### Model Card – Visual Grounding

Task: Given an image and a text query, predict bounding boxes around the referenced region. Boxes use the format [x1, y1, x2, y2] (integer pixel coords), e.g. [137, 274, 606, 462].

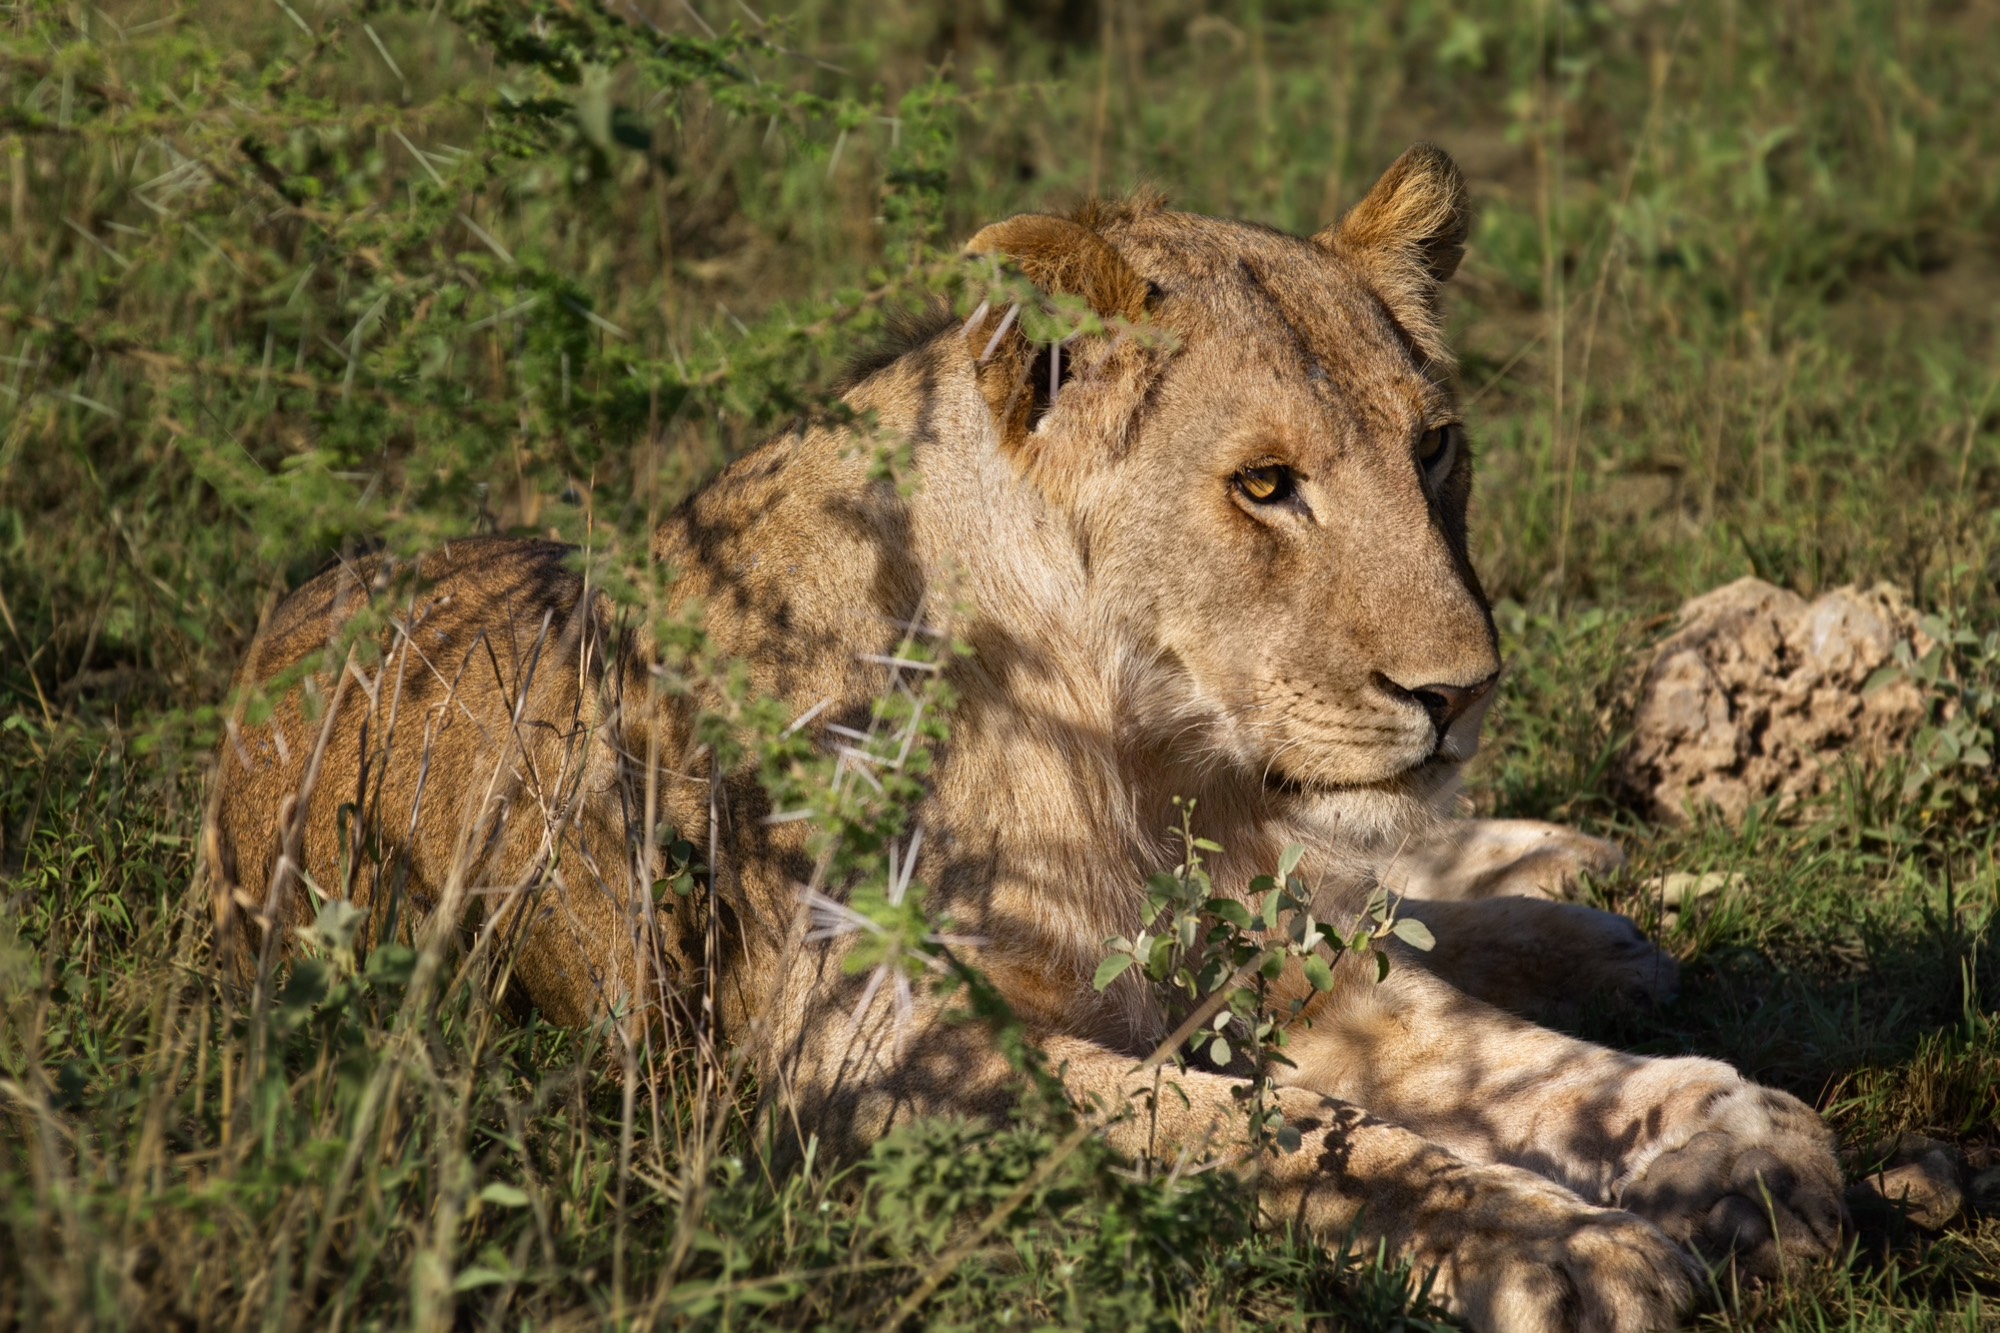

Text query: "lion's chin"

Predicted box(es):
[1260, 755, 1462, 839]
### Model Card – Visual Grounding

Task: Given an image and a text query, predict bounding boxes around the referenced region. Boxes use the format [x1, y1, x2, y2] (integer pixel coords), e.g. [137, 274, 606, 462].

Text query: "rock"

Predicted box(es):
[1618, 578, 1934, 825]
[1855, 1148, 1965, 1230]
[1970, 1166, 2000, 1216]
[1644, 870, 1744, 910]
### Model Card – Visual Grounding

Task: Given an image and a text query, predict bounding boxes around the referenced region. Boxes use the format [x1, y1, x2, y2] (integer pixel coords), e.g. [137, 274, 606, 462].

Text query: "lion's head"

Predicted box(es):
[958, 145, 1499, 836]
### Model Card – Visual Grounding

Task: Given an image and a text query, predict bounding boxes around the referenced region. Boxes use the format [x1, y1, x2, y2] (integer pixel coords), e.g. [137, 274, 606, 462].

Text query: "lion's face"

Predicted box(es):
[966, 148, 1498, 828]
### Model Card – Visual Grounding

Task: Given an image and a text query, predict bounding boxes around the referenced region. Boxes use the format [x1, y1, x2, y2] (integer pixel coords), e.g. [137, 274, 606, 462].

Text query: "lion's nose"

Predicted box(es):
[1378, 671, 1498, 735]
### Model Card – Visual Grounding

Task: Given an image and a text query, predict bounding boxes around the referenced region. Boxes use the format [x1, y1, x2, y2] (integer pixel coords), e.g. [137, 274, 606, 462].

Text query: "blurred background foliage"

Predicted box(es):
[1, 0, 1996, 1327]
[3, 0, 1996, 742]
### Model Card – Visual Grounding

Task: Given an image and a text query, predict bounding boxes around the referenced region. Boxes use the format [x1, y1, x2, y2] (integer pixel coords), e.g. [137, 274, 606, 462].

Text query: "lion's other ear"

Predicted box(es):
[1313, 143, 1469, 362]
[1322, 143, 1470, 284]
[960, 213, 1151, 450]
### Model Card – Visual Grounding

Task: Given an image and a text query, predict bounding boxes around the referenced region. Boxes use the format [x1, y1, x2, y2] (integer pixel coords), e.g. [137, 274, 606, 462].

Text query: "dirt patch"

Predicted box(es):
[1617, 577, 1933, 824]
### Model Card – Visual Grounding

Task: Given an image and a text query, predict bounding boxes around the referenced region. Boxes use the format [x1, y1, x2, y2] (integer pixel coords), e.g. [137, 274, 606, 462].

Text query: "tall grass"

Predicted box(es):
[2, 1, 1997, 1327]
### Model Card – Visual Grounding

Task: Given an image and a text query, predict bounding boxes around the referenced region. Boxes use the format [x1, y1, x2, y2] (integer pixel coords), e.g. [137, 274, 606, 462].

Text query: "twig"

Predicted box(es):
[0, 581, 55, 732]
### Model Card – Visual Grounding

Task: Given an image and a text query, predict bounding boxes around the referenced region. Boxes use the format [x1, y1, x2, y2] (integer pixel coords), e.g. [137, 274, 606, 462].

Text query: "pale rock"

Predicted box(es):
[1644, 871, 1745, 910]
[1618, 578, 1933, 825]
[1858, 1150, 1965, 1230]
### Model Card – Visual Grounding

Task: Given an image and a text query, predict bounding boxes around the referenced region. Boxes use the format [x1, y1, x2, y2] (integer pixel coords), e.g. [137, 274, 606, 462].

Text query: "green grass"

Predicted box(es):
[2, 0, 1997, 1327]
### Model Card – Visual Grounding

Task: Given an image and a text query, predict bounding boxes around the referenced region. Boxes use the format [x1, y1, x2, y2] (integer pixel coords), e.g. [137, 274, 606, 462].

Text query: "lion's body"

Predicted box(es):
[209, 148, 1846, 1332]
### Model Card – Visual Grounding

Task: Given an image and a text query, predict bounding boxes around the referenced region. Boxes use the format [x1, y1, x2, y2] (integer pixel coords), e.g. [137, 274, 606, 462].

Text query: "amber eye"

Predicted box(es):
[1235, 465, 1295, 505]
[1417, 423, 1460, 481]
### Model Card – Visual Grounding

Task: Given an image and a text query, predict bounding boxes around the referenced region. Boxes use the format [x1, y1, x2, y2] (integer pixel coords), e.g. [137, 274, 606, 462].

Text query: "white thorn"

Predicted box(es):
[978, 304, 1020, 364]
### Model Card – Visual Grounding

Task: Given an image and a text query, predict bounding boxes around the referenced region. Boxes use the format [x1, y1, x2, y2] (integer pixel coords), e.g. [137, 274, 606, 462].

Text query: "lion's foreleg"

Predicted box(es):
[1280, 962, 1847, 1276]
[1392, 896, 1679, 1017]
[1035, 1034, 1695, 1333]
[1381, 818, 1626, 901]
[753, 956, 1702, 1332]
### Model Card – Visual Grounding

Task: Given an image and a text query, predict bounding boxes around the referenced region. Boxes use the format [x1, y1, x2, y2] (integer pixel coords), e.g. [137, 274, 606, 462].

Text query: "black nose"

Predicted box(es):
[1378, 672, 1498, 734]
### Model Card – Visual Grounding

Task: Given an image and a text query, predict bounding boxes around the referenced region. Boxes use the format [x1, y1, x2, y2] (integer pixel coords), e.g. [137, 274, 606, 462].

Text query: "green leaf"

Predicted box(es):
[1207, 1036, 1231, 1067]
[452, 1266, 511, 1293]
[1205, 897, 1253, 928]
[478, 1182, 530, 1208]
[364, 945, 416, 987]
[308, 897, 366, 953]
[276, 959, 330, 1021]
[1093, 953, 1135, 992]
[1390, 917, 1436, 951]
[1277, 843, 1306, 879]
[1302, 953, 1334, 992]
[1862, 663, 1903, 696]
[1375, 950, 1392, 983]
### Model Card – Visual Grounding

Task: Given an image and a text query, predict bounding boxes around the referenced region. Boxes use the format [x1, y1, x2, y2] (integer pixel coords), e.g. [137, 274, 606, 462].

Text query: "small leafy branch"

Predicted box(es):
[1868, 609, 2000, 830]
[1, 0, 973, 580]
[1095, 801, 1433, 1154]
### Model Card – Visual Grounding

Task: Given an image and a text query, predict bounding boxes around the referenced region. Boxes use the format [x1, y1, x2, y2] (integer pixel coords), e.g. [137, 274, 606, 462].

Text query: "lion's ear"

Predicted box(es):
[961, 214, 1151, 447]
[965, 214, 1152, 325]
[1313, 144, 1469, 363]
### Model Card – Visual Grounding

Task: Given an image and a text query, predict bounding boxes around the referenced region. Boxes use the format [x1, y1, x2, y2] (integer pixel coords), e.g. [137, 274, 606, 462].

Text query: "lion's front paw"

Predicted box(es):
[1427, 1168, 1698, 1333]
[1553, 903, 1681, 1008]
[1400, 897, 1679, 1018]
[1616, 1083, 1848, 1277]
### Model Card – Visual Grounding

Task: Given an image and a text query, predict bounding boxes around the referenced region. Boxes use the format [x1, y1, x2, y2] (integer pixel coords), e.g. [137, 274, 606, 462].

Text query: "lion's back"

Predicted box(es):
[207, 537, 647, 1018]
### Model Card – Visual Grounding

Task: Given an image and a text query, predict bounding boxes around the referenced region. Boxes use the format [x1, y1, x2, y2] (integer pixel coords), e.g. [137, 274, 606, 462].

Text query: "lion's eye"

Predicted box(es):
[1235, 465, 1295, 505]
[1417, 424, 1460, 481]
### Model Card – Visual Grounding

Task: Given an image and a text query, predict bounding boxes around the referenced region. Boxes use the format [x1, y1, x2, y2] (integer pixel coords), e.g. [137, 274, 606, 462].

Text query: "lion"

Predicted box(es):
[207, 144, 1846, 1332]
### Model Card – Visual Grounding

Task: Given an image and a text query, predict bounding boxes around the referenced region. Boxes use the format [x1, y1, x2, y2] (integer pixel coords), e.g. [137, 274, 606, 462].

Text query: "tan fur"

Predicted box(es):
[209, 145, 1845, 1332]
